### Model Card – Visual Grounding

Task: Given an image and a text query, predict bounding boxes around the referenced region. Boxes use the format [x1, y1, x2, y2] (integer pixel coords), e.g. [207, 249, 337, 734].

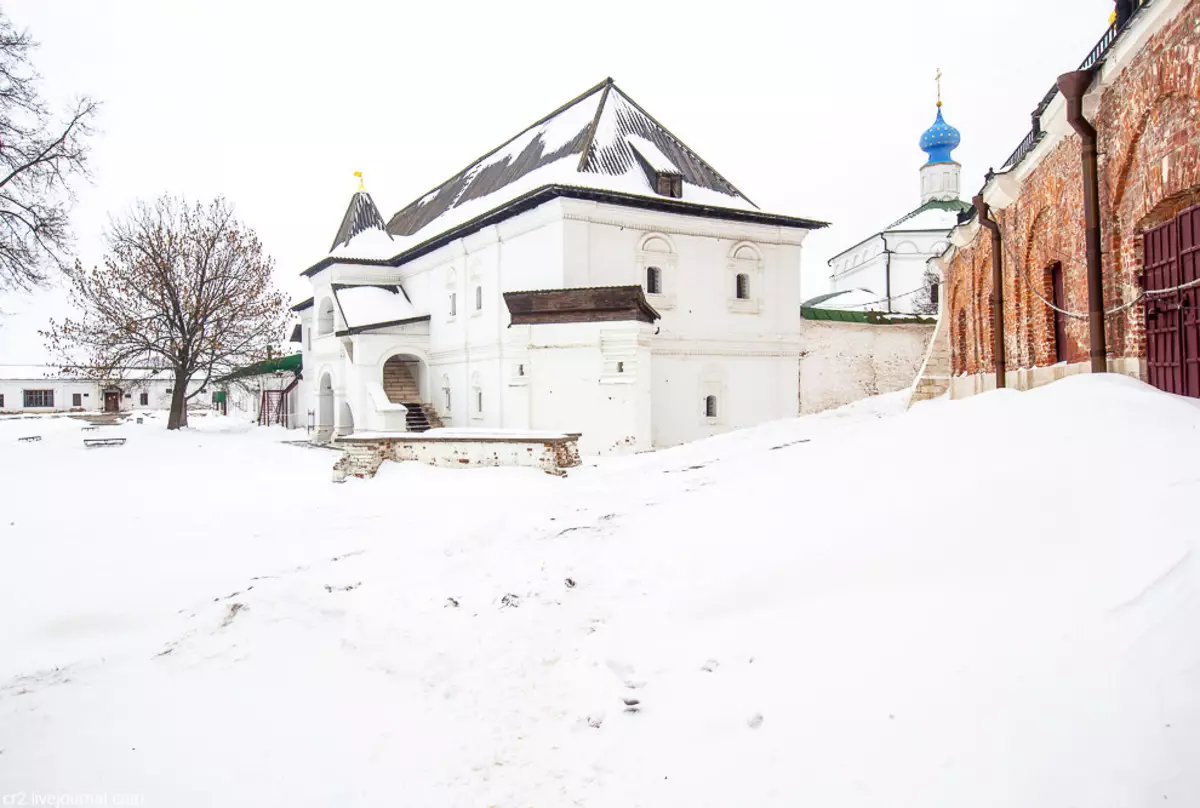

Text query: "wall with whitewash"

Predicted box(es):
[299, 197, 811, 452]
[798, 320, 934, 414]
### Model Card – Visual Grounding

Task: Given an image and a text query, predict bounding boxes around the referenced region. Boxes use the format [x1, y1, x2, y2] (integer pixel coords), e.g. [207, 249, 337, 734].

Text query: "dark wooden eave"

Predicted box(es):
[302, 185, 830, 278]
[503, 285, 660, 326]
[334, 314, 432, 337]
[291, 297, 315, 312]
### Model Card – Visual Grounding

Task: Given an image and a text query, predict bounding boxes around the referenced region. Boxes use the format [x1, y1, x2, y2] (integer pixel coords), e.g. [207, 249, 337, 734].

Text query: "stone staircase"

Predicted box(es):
[382, 361, 443, 433]
[910, 313, 953, 406]
[383, 362, 421, 403]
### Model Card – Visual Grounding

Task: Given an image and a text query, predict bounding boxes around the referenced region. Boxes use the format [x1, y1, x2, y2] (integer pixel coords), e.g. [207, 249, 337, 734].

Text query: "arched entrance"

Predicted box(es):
[337, 400, 354, 437]
[317, 373, 334, 442]
[382, 355, 424, 405]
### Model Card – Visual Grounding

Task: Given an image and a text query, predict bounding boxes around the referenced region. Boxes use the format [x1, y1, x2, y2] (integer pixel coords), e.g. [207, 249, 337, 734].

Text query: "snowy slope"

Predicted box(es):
[1, 376, 1198, 807]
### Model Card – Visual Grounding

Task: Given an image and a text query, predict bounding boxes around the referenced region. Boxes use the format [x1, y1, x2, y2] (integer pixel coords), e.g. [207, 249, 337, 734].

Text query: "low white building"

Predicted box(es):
[825, 99, 972, 315]
[292, 78, 827, 455]
[0, 366, 207, 414]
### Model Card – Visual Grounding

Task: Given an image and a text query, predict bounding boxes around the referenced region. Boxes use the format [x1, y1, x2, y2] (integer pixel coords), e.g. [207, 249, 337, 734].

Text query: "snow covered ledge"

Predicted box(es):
[365, 382, 408, 433]
[331, 429, 583, 482]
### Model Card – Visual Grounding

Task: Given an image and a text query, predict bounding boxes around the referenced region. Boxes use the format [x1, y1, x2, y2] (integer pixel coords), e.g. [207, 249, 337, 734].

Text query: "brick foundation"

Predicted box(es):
[331, 433, 584, 481]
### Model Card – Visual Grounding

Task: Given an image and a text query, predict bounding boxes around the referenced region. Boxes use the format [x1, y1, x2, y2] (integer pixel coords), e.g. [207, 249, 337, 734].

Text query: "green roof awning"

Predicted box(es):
[218, 353, 302, 382]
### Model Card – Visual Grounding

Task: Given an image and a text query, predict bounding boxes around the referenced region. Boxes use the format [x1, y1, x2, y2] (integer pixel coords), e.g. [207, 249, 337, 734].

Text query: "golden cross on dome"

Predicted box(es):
[936, 68, 943, 108]
[354, 170, 365, 191]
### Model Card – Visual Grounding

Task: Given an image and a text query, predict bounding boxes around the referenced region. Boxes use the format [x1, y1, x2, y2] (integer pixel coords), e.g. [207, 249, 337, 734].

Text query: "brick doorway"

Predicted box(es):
[1144, 204, 1200, 397]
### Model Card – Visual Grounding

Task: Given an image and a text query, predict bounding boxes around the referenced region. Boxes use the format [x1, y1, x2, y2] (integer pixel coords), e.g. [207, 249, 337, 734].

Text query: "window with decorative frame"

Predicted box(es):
[728, 243, 763, 313]
[637, 234, 676, 309]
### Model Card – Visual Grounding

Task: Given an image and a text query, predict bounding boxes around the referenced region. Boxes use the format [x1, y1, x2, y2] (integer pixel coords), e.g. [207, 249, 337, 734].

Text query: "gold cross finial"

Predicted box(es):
[936, 68, 943, 108]
[353, 170, 365, 191]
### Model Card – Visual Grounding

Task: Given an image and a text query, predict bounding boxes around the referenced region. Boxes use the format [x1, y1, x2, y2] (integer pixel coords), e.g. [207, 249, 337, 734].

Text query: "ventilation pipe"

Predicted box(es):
[1058, 69, 1107, 373]
[974, 195, 1006, 389]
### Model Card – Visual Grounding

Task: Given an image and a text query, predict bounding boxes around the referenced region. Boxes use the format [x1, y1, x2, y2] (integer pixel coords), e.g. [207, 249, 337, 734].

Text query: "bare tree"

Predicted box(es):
[0, 12, 97, 292]
[43, 196, 288, 430]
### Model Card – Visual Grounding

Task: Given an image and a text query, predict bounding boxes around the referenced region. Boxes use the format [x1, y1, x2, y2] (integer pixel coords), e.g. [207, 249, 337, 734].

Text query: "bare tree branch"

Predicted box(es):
[42, 196, 288, 429]
[0, 11, 97, 292]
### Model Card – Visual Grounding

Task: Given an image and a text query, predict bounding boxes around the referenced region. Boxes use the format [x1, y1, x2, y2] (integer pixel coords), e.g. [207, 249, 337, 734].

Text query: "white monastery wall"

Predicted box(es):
[798, 320, 934, 414]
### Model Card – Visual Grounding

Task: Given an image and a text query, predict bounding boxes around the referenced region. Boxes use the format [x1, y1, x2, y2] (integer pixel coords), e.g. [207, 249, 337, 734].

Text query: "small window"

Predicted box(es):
[72, 393, 82, 407]
[139, 392, 149, 406]
[617, 362, 624, 373]
[0, 393, 4, 407]
[930, 283, 939, 307]
[475, 286, 482, 311]
[646, 266, 662, 295]
[705, 395, 718, 419]
[475, 389, 483, 414]
[449, 292, 457, 317]
[736, 273, 750, 300]
[444, 387, 451, 411]
[23, 389, 54, 408]
[655, 173, 682, 198]
[517, 364, 525, 377]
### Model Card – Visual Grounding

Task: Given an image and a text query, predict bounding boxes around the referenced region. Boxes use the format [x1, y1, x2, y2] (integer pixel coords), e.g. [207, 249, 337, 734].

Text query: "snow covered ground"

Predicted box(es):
[2, 376, 1198, 807]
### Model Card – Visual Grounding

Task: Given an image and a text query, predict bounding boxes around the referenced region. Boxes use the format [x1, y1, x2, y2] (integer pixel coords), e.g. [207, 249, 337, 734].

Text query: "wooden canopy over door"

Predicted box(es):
[1144, 204, 1200, 398]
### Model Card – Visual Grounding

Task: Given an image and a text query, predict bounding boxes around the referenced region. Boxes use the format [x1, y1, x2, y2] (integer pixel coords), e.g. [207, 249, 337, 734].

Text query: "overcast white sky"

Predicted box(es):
[0, 0, 1114, 362]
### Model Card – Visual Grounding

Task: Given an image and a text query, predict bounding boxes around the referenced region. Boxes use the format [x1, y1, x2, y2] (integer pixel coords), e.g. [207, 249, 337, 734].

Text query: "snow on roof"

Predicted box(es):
[887, 206, 964, 232]
[626, 133, 679, 174]
[802, 288, 886, 311]
[333, 285, 425, 331]
[320, 80, 807, 264]
[0, 365, 172, 382]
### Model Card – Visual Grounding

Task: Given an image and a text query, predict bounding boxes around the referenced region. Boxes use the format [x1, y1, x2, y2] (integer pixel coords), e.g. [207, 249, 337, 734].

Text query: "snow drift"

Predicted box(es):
[1, 375, 1198, 806]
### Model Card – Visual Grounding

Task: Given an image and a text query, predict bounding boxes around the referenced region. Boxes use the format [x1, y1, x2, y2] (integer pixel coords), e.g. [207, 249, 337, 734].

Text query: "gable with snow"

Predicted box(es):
[292, 78, 827, 454]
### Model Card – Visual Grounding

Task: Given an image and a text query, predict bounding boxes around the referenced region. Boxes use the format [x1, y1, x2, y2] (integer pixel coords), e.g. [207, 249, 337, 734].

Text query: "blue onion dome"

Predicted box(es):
[919, 105, 961, 164]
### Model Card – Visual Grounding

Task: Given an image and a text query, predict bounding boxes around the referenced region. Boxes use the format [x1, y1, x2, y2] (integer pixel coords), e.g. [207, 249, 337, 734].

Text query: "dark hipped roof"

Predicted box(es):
[331, 191, 391, 251]
[385, 78, 755, 239]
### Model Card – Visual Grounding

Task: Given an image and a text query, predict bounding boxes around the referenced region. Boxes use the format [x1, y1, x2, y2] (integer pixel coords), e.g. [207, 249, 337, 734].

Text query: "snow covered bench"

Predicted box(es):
[18, 435, 41, 442]
[84, 437, 127, 448]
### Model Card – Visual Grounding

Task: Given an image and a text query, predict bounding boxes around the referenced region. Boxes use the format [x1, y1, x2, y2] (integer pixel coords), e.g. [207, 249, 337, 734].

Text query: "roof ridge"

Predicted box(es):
[605, 82, 756, 208]
[386, 79, 610, 229]
[576, 79, 614, 171]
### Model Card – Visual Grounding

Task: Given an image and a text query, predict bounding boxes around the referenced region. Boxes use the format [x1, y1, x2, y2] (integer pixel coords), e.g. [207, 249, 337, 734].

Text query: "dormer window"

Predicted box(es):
[655, 173, 683, 198]
[629, 136, 683, 199]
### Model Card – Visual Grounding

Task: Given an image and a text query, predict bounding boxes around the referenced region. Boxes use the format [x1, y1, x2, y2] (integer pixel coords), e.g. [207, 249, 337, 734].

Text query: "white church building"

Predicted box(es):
[823, 98, 971, 315]
[291, 78, 826, 455]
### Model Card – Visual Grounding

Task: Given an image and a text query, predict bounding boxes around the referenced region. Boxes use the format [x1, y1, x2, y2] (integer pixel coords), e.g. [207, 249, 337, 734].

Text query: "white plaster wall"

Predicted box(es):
[300, 197, 810, 450]
[0, 377, 204, 413]
[508, 321, 652, 455]
[798, 320, 934, 414]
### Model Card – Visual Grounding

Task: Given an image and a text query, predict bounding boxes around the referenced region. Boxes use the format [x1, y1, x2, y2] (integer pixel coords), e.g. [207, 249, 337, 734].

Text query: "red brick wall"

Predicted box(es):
[946, 0, 1200, 377]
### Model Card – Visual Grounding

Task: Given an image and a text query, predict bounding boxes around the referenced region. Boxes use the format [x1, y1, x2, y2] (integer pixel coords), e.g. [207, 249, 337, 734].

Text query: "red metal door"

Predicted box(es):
[1143, 204, 1200, 398]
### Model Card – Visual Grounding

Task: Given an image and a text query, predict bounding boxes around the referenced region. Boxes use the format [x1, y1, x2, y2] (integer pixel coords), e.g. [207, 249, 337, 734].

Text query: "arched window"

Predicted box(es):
[735, 273, 750, 300]
[646, 266, 662, 295]
[705, 395, 718, 418]
[930, 282, 939, 308]
[317, 299, 335, 335]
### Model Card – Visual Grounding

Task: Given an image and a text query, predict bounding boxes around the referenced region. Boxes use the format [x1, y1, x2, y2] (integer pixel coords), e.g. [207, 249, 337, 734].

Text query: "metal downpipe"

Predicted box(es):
[1058, 68, 1108, 373]
[974, 195, 1007, 389]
